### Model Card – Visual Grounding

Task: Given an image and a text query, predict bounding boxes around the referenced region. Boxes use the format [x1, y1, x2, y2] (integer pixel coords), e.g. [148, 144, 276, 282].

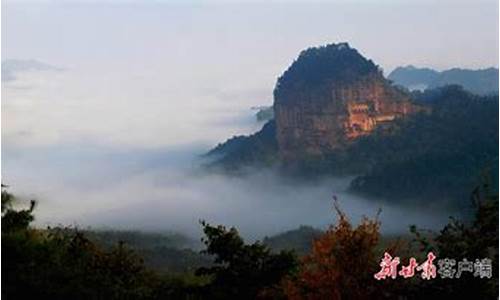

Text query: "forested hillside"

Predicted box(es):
[208, 85, 498, 208]
[3, 185, 497, 299]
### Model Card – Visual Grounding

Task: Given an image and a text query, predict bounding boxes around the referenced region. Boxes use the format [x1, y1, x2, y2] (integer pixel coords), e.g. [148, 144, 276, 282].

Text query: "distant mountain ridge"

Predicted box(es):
[388, 65, 499, 95]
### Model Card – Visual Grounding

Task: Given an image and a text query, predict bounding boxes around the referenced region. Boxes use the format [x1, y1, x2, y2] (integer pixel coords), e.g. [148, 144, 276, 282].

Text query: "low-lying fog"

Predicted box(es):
[3, 140, 451, 240]
[1, 60, 453, 242]
[4, 1, 489, 241]
[2, 62, 451, 239]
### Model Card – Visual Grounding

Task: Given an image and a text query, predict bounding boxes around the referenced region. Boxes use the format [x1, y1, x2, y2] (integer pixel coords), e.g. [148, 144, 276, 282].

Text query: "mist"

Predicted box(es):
[3, 130, 451, 240]
[3, 0, 495, 241]
[4, 144, 452, 240]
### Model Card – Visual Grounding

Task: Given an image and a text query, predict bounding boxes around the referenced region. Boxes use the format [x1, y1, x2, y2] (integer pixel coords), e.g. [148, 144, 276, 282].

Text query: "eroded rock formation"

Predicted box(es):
[273, 43, 425, 160]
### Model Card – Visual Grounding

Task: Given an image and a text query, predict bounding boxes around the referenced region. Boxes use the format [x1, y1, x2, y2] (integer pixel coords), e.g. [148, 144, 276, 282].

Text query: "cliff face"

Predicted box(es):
[273, 43, 424, 160]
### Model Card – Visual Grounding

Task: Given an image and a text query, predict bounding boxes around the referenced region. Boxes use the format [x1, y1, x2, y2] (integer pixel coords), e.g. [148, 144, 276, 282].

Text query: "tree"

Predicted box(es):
[196, 220, 298, 299]
[1, 184, 35, 232]
[409, 184, 498, 299]
[283, 202, 399, 300]
[2, 185, 171, 300]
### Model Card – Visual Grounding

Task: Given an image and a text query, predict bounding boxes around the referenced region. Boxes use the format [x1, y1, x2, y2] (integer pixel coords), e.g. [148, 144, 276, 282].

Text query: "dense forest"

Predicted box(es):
[349, 86, 498, 206]
[2, 183, 498, 299]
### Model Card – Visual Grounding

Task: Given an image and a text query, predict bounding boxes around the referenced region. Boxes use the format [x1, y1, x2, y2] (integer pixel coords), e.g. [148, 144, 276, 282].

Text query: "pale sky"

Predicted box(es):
[3, 0, 498, 71]
[2, 0, 498, 148]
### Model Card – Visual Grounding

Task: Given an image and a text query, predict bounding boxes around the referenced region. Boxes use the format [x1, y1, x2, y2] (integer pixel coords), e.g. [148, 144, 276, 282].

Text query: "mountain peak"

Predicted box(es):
[273, 43, 424, 159]
[274, 43, 380, 102]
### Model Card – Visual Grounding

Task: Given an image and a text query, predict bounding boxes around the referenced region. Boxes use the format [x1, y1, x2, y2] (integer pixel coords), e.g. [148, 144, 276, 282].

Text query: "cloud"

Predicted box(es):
[2, 1, 491, 241]
[1, 60, 270, 149]
[3, 141, 453, 240]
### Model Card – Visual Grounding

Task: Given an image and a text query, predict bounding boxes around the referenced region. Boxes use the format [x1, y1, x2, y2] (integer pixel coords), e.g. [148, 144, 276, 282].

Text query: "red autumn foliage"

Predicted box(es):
[283, 201, 399, 300]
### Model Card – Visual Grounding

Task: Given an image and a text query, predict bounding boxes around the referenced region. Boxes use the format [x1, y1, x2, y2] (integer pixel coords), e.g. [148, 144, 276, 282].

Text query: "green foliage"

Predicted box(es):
[3, 228, 157, 299]
[196, 220, 299, 299]
[1, 187, 207, 300]
[1, 185, 35, 233]
[1, 187, 298, 299]
[407, 185, 499, 299]
[2, 184, 498, 299]
[350, 85, 498, 206]
[84, 230, 211, 273]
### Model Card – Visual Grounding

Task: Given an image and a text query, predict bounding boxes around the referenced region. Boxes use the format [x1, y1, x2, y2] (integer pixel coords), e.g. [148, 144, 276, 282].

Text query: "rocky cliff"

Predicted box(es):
[273, 43, 424, 160]
[206, 44, 498, 205]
